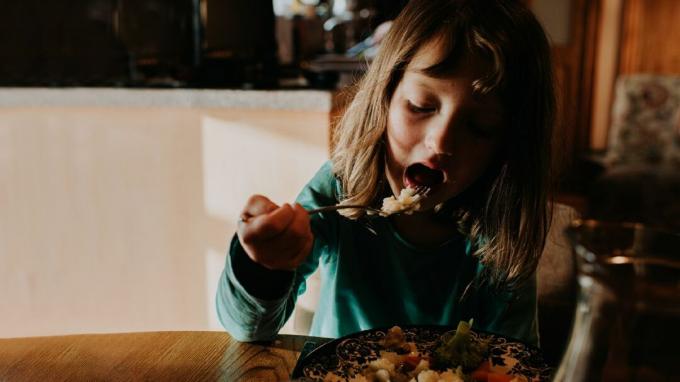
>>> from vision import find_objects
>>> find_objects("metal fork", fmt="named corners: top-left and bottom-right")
top-left (307, 185), bottom-right (431, 216)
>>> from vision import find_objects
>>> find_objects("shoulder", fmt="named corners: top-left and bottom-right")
top-left (296, 161), bottom-right (342, 209)
top-left (311, 161), bottom-right (337, 188)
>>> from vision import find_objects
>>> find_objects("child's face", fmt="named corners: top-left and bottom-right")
top-left (385, 37), bottom-right (506, 211)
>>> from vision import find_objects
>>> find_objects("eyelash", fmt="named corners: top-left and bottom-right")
top-left (406, 100), bottom-right (498, 139)
top-left (406, 100), bottom-right (436, 114)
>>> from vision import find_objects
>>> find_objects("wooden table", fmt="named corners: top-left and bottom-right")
top-left (0, 331), bottom-right (328, 381)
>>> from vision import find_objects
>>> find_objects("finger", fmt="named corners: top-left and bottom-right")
top-left (240, 227), bottom-right (306, 270)
top-left (268, 204), bottom-right (313, 267)
top-left (289, 204), bottom-right (314, 268)
top-left (240, 194), bottom-right (278, 221)
top-left (262, 203), bottom-right (310, 250)
top-left (241, 203), bottom-right (296, 242)
top-left (256, 232), bottom-right (313, 271)
top-left (287, 203), bottom-right (312, 240)
top-left (241, 204), bottom-right (311, 268)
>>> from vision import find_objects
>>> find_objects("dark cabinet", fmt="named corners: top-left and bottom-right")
top-left (0, 0), bottom-right (129, 85)
top-left (0, 0), bottom-right (276, 88)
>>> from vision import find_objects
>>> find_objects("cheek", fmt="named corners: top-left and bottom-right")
top-left (448, 142), bottom-right (499, 189)
top-left (386, 107), bottom-right (420, 158)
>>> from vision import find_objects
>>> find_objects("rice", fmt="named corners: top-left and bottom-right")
top-left (414, 369), bottom-right (464, 382)
top-left (412, 359), bottom-right (431, 375)
top-left (368, 358), bottom-right (396, 374)
top-left (380, 187), bottom-right (424, 216)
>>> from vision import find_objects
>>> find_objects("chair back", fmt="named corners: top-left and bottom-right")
top-left (606, 74), bottom-right (680, 167)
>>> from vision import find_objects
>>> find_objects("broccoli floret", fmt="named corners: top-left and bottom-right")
top-left (433, 320), bottom-right (489, 371)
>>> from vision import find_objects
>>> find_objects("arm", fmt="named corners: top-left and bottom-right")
top-left (216, 162), bottom-right (340, 341)
top-left (215, 197), bottom-right (311, 342)
top-left (215, 235), bottom-right (300, 342)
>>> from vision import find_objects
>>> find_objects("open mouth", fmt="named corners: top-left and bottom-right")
top-left (404, 163), bottom-right (445, 188)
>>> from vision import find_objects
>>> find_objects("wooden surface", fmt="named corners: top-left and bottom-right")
top-left (0, 331), bottom-right (321, 381)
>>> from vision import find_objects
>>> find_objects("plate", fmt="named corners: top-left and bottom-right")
top-left (291, 325), bottom-right (553, 381)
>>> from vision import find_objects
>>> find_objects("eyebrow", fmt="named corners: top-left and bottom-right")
top-left (411, 66), bottom-right (452, 80)
top-left (406, 70), bottom-right (505, 118)
top-left (410, 66), bottom-right (490, 96)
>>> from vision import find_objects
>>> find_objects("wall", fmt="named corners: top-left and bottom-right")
top-left (591, 0), bottom-right (680, 150)
top-left (0, 106), bottom-right (328, 338)
top-left (619, 0), bottom-right (680, 75)
top-left (590, 0), bottom-right (624, 151)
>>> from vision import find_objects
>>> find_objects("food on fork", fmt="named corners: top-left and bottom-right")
top-left (380, 187), bottom-right (425, 216)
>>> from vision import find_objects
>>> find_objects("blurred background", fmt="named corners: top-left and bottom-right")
top-left (0, 0), bottom-right (678, 346)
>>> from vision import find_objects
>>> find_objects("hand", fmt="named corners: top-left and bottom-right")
top-left (237, 195), bottom-right (313, 271)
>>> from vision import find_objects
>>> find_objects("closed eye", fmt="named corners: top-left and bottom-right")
top-left (406, 100), bottom-right (437, 114)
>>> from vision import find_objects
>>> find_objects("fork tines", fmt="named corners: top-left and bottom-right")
top-left (413, 185), bottom-right (431, 197)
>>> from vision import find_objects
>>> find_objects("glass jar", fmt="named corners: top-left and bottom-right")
top-left (553, 220), bottom-right (680, 381)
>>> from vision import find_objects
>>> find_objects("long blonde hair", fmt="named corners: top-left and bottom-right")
top-left (331, 0), bottom-right (556, 289)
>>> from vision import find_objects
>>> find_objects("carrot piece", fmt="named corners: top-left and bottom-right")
top-left (476, 359), bottom-right (491, 372)
top-left (470, 369), bottom-right (489, 382)
top-left (470, 359), bottom-right (492, 381)
top-left (403, 355), bottom-right (421, 367)
top-left (487, 372), bottom-right (514, 382)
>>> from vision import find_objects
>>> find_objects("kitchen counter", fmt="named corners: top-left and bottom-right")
top-left (0, 87), bottom-right (334, 111)
top-left (0, 88), bottom-right (330, 338)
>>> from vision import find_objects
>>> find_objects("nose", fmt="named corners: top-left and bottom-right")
top-left (424, 110), bottom-right (465, 156)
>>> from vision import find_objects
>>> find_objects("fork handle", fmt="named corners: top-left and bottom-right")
top-left (238, 205), bottom-right (379, 223)
top-left (307, 205), bottom-right (381, 215)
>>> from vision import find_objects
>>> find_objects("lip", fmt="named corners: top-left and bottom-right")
top-left (403, 161), bottom-right (447, 190)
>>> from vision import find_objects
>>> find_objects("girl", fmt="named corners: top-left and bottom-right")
top-left (217, 0), bottom-right (555, 348)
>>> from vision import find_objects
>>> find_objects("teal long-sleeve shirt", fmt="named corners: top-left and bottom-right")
top-left (216, 161), bottom-right (539, 346)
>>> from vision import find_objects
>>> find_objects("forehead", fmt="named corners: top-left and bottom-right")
top-left (406, 35), bottom-right (490, 86)
top-left (404, 37), bottom-right (504, 112)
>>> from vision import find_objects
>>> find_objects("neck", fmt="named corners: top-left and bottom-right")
top-left (390, 209), bottom-right (459, 247)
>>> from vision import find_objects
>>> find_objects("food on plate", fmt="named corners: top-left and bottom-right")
top-left (433, 320), bottom-right (488, 371)
top-left (295, 321), bottom-right (548, 382)
top-left (347, 322), bottom-right (525, 382)
top-left (379, 187), bottom-right (424, 216)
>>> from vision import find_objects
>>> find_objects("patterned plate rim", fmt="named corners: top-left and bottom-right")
top-left (291, 324), bottom-right (551, 381)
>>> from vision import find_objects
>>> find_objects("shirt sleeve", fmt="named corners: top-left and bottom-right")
top-left (216, 237), bottom-right (299, 342)
top-left (215, 161), bottom-right (340, 342)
